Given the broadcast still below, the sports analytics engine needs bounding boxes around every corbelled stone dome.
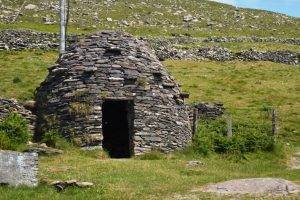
[35,31,191,157]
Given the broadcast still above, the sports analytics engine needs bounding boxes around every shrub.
[42,129,71,149]
[12,77,22,84]
[0,131,13,150]
[42,129,60,148]
[192,117,276,156]
[0,112,30,150]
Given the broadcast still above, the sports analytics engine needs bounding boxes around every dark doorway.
[102,100,134,158]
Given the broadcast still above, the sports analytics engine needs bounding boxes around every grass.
[0,50,57,101]
[0,51,299,199]
[165,60,300,147]
[0,148,299,200]
[1,0,299,38]
[175,42,300,52]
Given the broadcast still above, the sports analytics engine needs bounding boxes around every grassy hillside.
[0,48,299,199]
[1,0,299,37]
[0,50,57,101]
[165,60,300,146]
[0,50,299,145]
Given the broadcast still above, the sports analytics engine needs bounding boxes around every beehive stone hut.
[35,31,192,158]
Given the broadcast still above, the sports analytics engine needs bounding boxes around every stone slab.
[0,150,38,187]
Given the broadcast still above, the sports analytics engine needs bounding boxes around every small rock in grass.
[25,4,37,10]
[76,182,94,188]
[186,160,204,168]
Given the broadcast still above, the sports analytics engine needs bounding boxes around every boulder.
[0,150,38,187]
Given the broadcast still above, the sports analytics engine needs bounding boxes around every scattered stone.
[106,17,113,22]
[76,181,94,188]
[22,100,36,111]
[25,143,63,156]
[183,14,193,22]
[202,178,300,196]
[24,4,37,10]
[0,150,38,187]
[43,17,56,25]
[121,20,129,26]
[186,160,204,168]
[50,180,94,191]
[0,98,36,132]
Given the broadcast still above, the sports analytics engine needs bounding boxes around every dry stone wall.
[0,98,36,132]
[1,29,299,65]
[155,46,299,66]
[193,103,225,120]
[188,103,225,133]
[35,31,192,154]
[0,150,38,187]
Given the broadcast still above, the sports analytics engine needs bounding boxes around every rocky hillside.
[0,0,299,37]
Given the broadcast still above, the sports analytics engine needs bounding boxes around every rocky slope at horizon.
[0,0,299,38]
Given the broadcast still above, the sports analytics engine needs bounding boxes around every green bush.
[42,129,71,149]
[192,117,276,156]
[0,131,13,150]
[42,129,60,148]
[0,112,30,150]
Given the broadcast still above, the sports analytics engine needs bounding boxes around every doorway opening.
[102,100,134,158]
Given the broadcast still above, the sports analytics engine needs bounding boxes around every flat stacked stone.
[35,31,192,154]
[189,103,225,121]
[0,98,36,132]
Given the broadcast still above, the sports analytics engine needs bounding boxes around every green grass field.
[175,42,300,52]
[0,50,57,101]
[0,50,299,199]
[165,60,300,146]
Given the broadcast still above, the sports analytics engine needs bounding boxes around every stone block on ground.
[0,150,38,187]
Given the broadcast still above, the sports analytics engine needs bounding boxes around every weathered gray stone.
[186,160,204,168]
[50,180,94,191]
[25,143,63,156]
[0,29,299,65]
[202,178,300,196]
[24,4,37,10]
[0,98,36,132]
[0,150,38,187]
[35,31,192,156]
